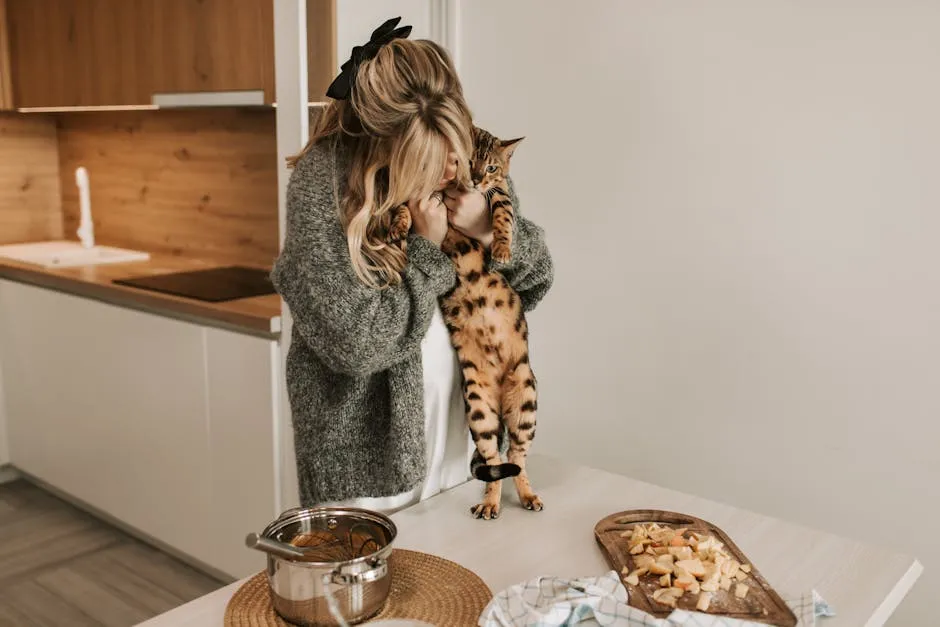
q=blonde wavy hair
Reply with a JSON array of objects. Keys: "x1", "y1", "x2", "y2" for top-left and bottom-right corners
[{"x1": 289, "y1": 38, "x2": 473, "y2": 289}]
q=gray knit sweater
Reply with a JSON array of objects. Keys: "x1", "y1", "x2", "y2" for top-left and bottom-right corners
[{"x1": 270, "y1": 136, "x2": 554, "y2": 506}]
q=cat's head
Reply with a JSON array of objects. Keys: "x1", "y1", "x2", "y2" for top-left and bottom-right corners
[{"x1": 469, "y1": 126, "x2": 523, "y2": 193}]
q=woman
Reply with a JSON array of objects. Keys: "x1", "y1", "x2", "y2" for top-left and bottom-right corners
[{"x1": 271, "y1": 18, "x2": 554, "y2": 513}]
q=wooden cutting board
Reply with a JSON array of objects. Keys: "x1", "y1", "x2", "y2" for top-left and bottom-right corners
[{"x1": 594, "y1": 510, "x2": 797, "y2": 626}]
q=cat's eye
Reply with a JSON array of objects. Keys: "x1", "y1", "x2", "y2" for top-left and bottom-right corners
[{"x1": 486, "y1": 165, "x2": 498, "y2": 173}]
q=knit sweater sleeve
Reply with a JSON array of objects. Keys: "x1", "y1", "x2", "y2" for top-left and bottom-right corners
[
  {"x1": 271, "y1": 140, "x2": 456, "y2": 377},
  {"x1": 487, "y1": 175, "x2": 555, "y2": 312}
]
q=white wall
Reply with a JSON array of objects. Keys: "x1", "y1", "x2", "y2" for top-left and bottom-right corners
[
  {"x1": 457, "y1": 2, "x2": 939, "y2": 624},
  {"x1": 336, "y1": 0, "x2": 437, "y2": 72}
]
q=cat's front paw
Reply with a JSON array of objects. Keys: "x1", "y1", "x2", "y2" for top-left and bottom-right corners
[
  {"x1": 388, "y1": 222, "x2": 410, "y2": 243},
  {"x1": 470, "y1": 501, "x2": 501, "y2": 520},
  {"x1": 491, "y1": 241, "x2": 512, "y2": 263},
  {"x1": 521, "y1": 494, "x2": 543, "y2": 512},
  {"x1": 388, "y1": 206, "x2": 412, "y2": 243}
]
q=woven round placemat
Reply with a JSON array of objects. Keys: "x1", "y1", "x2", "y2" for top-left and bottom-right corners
[{"x1": 224, "y1": 549, "x2": 491, "y2": 627}]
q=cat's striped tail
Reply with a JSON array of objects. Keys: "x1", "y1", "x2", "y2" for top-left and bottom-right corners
[{"x1": 470, "y1": 449, "x2": 521, "y2": 482}]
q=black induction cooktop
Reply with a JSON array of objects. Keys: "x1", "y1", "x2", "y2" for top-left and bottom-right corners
[{"x1": 114, "y1": 266, "x2": 276, "y2": 303}]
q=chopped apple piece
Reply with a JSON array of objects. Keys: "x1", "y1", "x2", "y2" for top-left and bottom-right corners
[
  {"x1": 651, "y1": 588, "x2": 670, "y2": 603},
  {"x1": 735, "y1": 583, "x2": 750, "y2": 599},
  {"x1": 719, "y1": 576, "x2": 733, "y2": 591},
  {"x1": 689, "y1": 580, "x2": 701, "y2": 594},
  {"x1": 630, "y1": 543, "x2": 646, "y2": 555},
  {"x1": 697, "y1": 537, "x2": 723, "y2": 553},
  {"x1": 624, "y1": 572, "x2": 639, "y2": 586},
  {"x1": 734, "y1": 569, "x2": 749, "y2": 581},
  {"x1": 740, "y1": 563, "x2": 752, "y2": 573},
  {"x1": 675, "y1": 576, "x2": 696, "y2": 590},
  {"x1": 652, "y1": 587, "x2": 683, "y2": 608},
  {"x1": 620, "y1": 530, "x2": 633, "y2": 538},
  {"x1": 696, "y1": 591, "x2": 713, "y2": 612},
  {"x1": 700, "y1": 580, "x2": 719, "y2": 593},
  {"x1": 634, "y1": 554, "x2": 655, "y2": 569},
  {"x1": 648, "y1": 562, "x2": 671, "y2": 576},
  {"x1": 675, "y1": 559, "x2": 706, "y2": 578},
  {"x1": 660, "y1": 573, "x2": 672, "y2": 588}
]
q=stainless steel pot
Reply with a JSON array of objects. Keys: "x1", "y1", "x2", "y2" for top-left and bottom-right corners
[{"x1": 246, "y1": 506, "x2": 397, "y2": 626}]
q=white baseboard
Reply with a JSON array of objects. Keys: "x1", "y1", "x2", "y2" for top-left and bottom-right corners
[{"x1": 0, "y1": 464, "x2": 21, "y2": 484}]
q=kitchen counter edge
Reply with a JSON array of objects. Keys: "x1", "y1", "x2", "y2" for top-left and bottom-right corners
[{"x1": 0, "y1": 261, "x2": 281, "y2": 340}]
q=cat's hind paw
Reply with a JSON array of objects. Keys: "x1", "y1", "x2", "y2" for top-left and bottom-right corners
[
  {"x1": 521, "y1": 494, "x2": 543, "y2": 512},
  {"x1": 470, "y1": 502, "x2": 501, "y2": 520}
]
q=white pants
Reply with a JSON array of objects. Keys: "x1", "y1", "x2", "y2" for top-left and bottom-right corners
[{"x1": 320, "y1": 307, "x2": 473, "y2": 514}]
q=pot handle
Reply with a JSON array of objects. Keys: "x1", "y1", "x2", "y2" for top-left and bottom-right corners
[{"x1": 331, "y1": 559, "x2": 388, "y2": 585}]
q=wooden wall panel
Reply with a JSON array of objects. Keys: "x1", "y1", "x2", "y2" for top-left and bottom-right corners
[
  {"x1": 57, "y1": 109, "x2": 278, "y2": 267},
  {"x1": 0, "y1": 113, "x2": 62, "y2": 244}
]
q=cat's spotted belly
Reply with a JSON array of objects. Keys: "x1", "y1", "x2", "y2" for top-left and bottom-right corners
[{"x1": 441, "y1": 270, "x2": 525, "y2": 373}]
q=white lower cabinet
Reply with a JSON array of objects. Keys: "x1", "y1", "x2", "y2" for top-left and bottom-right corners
[
  {"x1": 0, "y1": 280, "x2": 279, "y2": 579},
  {"x1": 0, "y1": 358, "x2": 8, "y2": 468},
  {"x1": 205, "y1": 327, "x2": 278, "y2": 577}
]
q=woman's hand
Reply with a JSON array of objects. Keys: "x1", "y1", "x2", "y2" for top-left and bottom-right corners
[
  {"x1": 443, "y1": 187, "x2": 493, "y2": 247},
  {"x1": 409, "y1": 192, "x2": 448, "y2": 247}
]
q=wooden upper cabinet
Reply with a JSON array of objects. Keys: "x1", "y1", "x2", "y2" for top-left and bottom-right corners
[
  {"x1": 147, "y1": 0, "x2": 272, "y2": 99},
  {"x1": 0, "y1": 0, "x2": 14, "y2": 109},
  {"x1": 3, "y1": 0, "x2": 336, "y2": 108},
  {"x1": 6, "y1": 0, "x2": 150, "y2": 107}
]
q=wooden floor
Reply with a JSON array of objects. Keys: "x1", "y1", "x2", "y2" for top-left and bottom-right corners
[{"x1": 0, "y1": 479, "x2": 226, "y2": 626}]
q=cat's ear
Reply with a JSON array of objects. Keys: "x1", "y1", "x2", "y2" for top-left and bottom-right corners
[{"x1": 499, "y1": 137, "x2": 524, "y2": 160}]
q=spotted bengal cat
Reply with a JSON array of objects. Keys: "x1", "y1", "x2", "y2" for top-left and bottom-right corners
[{"x1": 388, "y1": 127, "x2": 541, "y2": 520}]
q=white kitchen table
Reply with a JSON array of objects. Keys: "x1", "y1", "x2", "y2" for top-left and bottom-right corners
[{"x1": 138, "y1": 455, "x2": 922, "y2": 626}]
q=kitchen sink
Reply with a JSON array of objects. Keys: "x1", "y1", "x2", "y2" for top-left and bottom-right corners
[{"x1": 0, "y1": 240, "x2": 150, "y2": 269}]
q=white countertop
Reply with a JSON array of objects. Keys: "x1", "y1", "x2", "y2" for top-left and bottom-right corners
[{"x1": 138, "y1": 455, "x2": 922, "y2": 626}]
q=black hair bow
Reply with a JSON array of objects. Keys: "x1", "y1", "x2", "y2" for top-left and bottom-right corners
[{"x1": 326, "y1": 16, "x2": 413, "y2": 100}]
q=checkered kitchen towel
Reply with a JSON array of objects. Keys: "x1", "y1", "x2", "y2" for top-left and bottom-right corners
[{"x1": 478, "y1": 570, "x2": 835, "y2": 627}]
